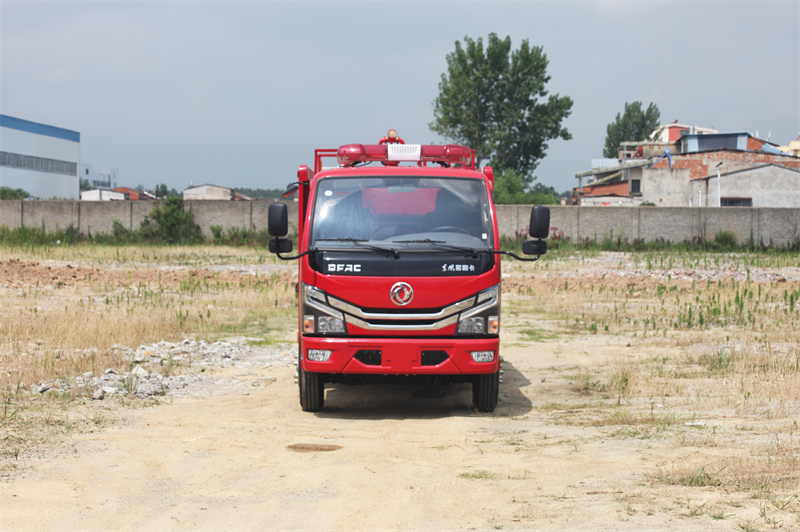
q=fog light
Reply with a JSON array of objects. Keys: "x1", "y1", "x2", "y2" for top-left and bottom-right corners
[
  {"x1": 488, "y1": 316, "x2": 499, "y2": 334},
  {"x1": 457, "y1": 317, "x2": 485, "y2": 333},
  {"x1": 470, "y1": 350, "x2": 495, "y2": 363},
  {"x1": 303, "y1": 315, "x2": 314, "y2": 333},
  {"x1": 317, "y1": 316, "x2": 345, "y2": 333},
  {"x1": 307, "y1": 349, "x2": 332, "y2": 362}
]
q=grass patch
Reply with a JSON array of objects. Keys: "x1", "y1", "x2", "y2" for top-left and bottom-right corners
[
  {"x1": 518, "y1": 328, "x2": 559, "y2": 342},
  {"x1": 459, "y1": 470, "x2": 496, "y2": 480},
  {"x1": 654, "y1": 435, "x2": 800, "y2": 494}
]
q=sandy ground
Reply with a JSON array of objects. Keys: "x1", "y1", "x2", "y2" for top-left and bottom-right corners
[
  {"x1": 0, "y1": 336, "x2": 768, "y2": 531},
  {"x1": 1, "y1": 256, "x2": 797, "y2": 531}
]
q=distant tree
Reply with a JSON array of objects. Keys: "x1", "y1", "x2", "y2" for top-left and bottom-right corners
[
  {"x1": 0, "y1": 187, "x2": 30, "y2": 200},
  {"x1": 79, "y1": 178, "x2": 93, "y2": 191},
  {"x1": 430, "y1": 33, "x2": 573, "y2": 184},
  {"x1": 603, "y1": 101, "x2": 661, "y2": 158},
  {"x1": 493, "y1": 170, "x2": 560, "y2": 205},
  {"x1": 153, "y1": 184, "x2": 169, "y2": 198}
]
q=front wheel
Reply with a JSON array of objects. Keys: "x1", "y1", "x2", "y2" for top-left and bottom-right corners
[
  {"x1": 299, "y1": 360, "x2": 324, "y2": 412},
  {"x1": 472, "y1": 371, "x2": 499, "y2": 412}
]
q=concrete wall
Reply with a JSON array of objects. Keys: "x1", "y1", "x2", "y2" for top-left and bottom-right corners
[
  {"x1": 691, "y1": 166, "x2": 800, "y2": 208},
  {"x1": 641, "y1": 168, "x2": 691, "y2": 206},
  {"x1": 495, "y1": 205, "x2": 800, "y2": 245},
  {"x1": 2, "y1": 200, "x2": 800, "y2": 246}
]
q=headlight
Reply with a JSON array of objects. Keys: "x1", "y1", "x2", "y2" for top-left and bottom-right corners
[
  {"x1": 317, "y1": 316, "x2": 345, "y2": 333},
  {"x1": 457, "y1": 317, "x2": 485, "y2": 333},
  {"x1": 302, "y1": 284, "x2": 347, "y2": 335},
  {"x1": 457, "y1": 285, "x2": 500, "y2": 335}
]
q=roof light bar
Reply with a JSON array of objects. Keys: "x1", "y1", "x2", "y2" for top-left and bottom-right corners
[
  {"x1": 388, "y1": 144, "x2": 421, "y2": 161},
  {"x1": 336, "y1": 143, "x2": 472, "y2": 168}
]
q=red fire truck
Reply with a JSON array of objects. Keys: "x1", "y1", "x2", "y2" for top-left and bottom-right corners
[{"x1": 268, "y1": 130, "x2": 549, "y2": 412}]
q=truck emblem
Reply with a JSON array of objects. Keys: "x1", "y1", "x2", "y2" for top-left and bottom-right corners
[{"x1": 390, "y1": 282, "x2": 414, "y2": 306}]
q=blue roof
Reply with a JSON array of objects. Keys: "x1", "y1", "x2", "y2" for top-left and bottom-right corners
[{"x1": 0, "y1": 114, "x2": 80, "y2": 143}]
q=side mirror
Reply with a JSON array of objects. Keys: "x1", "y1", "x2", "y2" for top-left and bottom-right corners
[
  {"x1": 268, "y1": 238, "x2": 293, "y2": 254},
  {"x1": 523, "y1": 239, "x2": 547, "y2": 256},
  {"x1": 529, "y1": 205, "x2": 550, "y2": 239},
  {"x1": 283, "y1": 182, "x2": 300, "y2": 198},
  {"x1": 268, "y1": 203, "x2": 289, "y2": 237}
]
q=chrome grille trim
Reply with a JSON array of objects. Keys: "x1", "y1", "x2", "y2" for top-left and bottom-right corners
[
  {"x1": 328, "y1": 295, "x2": 475, "y2": 321},
  {"x1": 346, "y1": 314, "x2": 459, "y2": 331}
]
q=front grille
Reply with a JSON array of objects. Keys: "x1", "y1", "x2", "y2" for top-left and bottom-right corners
[
  {"x1": 363, "y1": 319, "x2": 438, "y2": 327},
  {"x1": 421, "y1": 350, "x2": 449, "y2": 366},
  {"x1": 354, "y1": 350, "x2": 382, "y2": 366},
  {"x1": 360, "y1": 306, "x2": 445, "y2": 315}
]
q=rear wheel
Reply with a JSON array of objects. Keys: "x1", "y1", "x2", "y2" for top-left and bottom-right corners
[
  {"x1": 299, "y1": 358, "x2": 324, "y2": 412},
  {"x1": 472, "y1": 371, "x2": 499, "y2": 412}
]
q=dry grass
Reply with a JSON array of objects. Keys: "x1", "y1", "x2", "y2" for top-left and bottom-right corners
[
  {"x1": 0, "y1": 243, "x2": 281, "y2": 267},
  {"x1": 0, "y1": 246, "x2": 297, "y2": 398},
  {"x1": 0, "y1": 246, "x2": 298, "y2": 478},
  {"x1": 508, "y1": 249, "x2": 800, "y2": 523},
  {"x1": 655, "y1": 434, "x2": 800, "y2": 495}
]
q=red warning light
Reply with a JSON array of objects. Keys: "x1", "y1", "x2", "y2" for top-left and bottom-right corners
[{"x1": 379, "y1": 129, "x2": 405, "y2": 145}]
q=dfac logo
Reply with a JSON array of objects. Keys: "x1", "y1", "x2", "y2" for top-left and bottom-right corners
[
  {"x1": 390, "y1": 282, "x2": 414, "y2": 306},
  {"x1": 328, "y1": 263, "x2": 361, "y2": 273}
]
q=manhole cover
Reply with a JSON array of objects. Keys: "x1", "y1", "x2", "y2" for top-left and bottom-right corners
[{"x1": 287, "y1": 443, "x2": 342, "y2": 453}]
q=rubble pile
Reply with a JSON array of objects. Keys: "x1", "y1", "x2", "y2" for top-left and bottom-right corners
[{"x1": 30, "y1": 339, "x2": 297, "y2": 400}]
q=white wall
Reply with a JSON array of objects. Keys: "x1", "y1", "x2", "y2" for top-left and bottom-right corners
[
  {"x1": 0, "y1": 125, "x2": 80, "y2": 199},
  {"x1": 1, "y1": 126, "x2": 80, "y2": 162},
  {"x1": 696, "y1": 166, "x2": 800, "y2": 208},
  {"x1": 641, "y1": 167, "x2": 691, "y2": 206}
]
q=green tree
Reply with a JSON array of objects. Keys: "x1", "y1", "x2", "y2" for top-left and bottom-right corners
[
  {"x1": 79, "y1": 178, "x2": 93, "y2": 191},
  {"x1": 140, "y1": 197, "x2": 203, "y2": 244},
  {"x1": 493, "y1": 170, "x2": 560, "y2": 205},
  {"x1": 603, "y1": 101, "x2": 661, "y2": 158},
  {"x1": 0, "y1": 187, "x2": 30, "y2": 200},
  {"x1": 430, "y1": 33, "x2": 573, "y2": 183},
  {"x1": 153, "y1": 184, "x2": 168, "y2": 198}
]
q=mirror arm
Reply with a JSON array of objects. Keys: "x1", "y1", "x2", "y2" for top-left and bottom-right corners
[
  {"x1": 487, "y1": 250, "x2": 542, "y2": 262},
  {"x1": 272, "y1": 237, "x2": 314, "y2": 261},
  {"x1": 283, "y1": 181, "x2": 309, "y2": 198}
]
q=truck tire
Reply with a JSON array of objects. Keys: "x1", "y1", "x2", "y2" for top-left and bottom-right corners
[
  {"x1": 299, "y1": 361, "x2": 324, "y2": 412},
  {"x1": 472, "y1": 371, "x2": 499, "y2": 412}
]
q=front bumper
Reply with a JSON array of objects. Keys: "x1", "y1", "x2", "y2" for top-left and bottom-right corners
[{"x1": 302, "y1": 336, "x2": 500, "y2": 375}]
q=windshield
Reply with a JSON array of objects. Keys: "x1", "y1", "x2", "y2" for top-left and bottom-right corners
[{"x1": 310, "y1": 176, "x2": 493, "y2": 249}]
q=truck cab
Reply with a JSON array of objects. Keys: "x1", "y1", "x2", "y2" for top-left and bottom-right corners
[{"x1": 268, "y1": 131, "x2": 549, "y2": 412}]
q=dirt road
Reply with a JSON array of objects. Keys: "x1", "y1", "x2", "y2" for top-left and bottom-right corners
[{"x1": 1, "y1": 336, "x2": 755, "y2": 531}]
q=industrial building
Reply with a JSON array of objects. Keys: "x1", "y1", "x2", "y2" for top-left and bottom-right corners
[{"x1": 0, "y1": 114, "x2": 80, "y2": 199}]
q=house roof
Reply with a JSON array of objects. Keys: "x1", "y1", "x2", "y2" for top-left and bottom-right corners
[
  {"x1": 575, "y1": 158, "x2": 653, "y2": 179},
  {"x1": 694, "y1": 163, "x2": 800, "y2": 181},
  {"x1": 183, "y1": 184, "x2": 232, "y2": 192}
]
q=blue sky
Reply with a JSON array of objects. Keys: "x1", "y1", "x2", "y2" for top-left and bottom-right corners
[{"x1": 2, "y1": 1, "x2": 797, "y2": 193}]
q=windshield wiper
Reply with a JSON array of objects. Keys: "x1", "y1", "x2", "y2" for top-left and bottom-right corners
[
  {"x1": 392, "y1": 239, "x2": 481, "y2": 258},
  {"x1": 316, "y1": 238, "x2": 400, "y2": 259}
]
